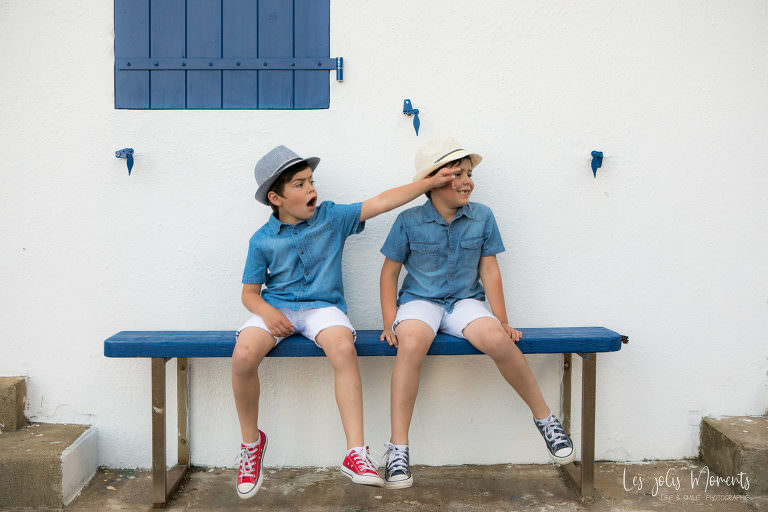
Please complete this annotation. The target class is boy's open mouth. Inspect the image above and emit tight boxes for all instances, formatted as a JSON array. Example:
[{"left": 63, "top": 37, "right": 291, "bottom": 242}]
[{"left": 306, "top": 196, "right": 317, "bottom": 208}]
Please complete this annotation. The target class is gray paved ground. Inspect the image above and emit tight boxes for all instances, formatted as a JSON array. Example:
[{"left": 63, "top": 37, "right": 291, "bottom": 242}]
[{"left": 29, "top": 460, "right": 768, "bottom": 511}]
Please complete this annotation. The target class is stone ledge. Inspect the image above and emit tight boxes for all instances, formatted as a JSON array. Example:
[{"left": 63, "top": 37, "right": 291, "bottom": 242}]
[
  {"left": 0, "top": 377, "right": 26, "bottom": 432},
  {"left": 700, "top": 415, "right": 768, "bottom": 495},
  {"left": 0, "top": 423, "right": 97, "bottom": 508}
]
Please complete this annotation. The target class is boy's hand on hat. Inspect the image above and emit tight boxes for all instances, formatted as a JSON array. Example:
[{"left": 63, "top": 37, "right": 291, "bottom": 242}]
[
  {"left": 380, "top": 327, "right": 399, "bottom": 347},
  {"left": 263, "top": 308, "right": 295, "bottom": 338},
  {"left": 427, "top": 168, "right": 456, "bottom": 189},
  {"left": 501, "top": 322, "right": 522, "bottom": 343}
]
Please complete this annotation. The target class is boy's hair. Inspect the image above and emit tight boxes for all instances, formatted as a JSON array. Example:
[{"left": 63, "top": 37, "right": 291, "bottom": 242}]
[
  {"left": 425, "top": 156, "right": 470, "bottom": 198},
  {"left": 267, "top": 163, "right": 310, "bottom": 216},
  {"left": 425, "top": 168, "right": 439, "bottom": 199}
]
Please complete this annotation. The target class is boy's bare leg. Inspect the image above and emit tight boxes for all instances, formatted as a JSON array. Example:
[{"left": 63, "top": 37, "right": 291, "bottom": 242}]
[
  {"left": 462, "top": 318, "right": 551, "bottom": 420},
  {"left": 390, "top": 320, "right": 434, "bottom": 445},
  {"left": 232, "top": 327, "right": 276, "bottom": 443},
  {"left": 315, "top": 326, "right": 364, "bottom": 449}
]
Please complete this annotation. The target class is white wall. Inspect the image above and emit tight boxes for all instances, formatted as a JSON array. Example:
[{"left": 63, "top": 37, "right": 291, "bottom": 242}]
[{"left": 1, "top": 0, "right": 767, "bottom": 468}]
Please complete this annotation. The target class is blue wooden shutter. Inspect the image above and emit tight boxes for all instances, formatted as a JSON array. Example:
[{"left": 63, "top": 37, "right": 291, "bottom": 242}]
[
  {"left": 150, "top": 0, "right": 185, "bottom": 108},
  {"left": 115, "top": 0, "right": 149, "bottom": 108},
  {"left": 295, "top": 0, "right": 330, "bottom": 108},
  {"left": 223, "top": 0, "right": 258, "bottom": 108},
  {"left": 115, "top": 0, "right": 333, "bottom": 109},
  {"left": 188, "top": 0, "right": 222, "bottom": 108}
]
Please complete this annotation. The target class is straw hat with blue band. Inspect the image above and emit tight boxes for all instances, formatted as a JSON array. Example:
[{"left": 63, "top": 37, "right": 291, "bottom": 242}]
[
  {"left": 253, "top": 145, "right": 320, "bottom": 205},
  {"left": 413, "top": 136, "right": 483, "bottom": 182}
]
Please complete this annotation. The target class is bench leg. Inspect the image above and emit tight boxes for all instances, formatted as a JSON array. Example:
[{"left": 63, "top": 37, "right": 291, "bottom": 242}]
[
  {"left": 151, "top": 358, "right": 190, "bottom": 508},
  {"left": 151, "top": 358, "right": 167, "bottom": 506},
  {"left": 561, "top": 352, "right": 596, "bottom": 498},
  {"left": 177, "top": 358, "right": 190, "bottom": 466},
  {"left": 581, "top": 353, "right": 596, "bottom": 496},
  {"left": 562, "top": 353, "right": 572, "bottom": 433}
]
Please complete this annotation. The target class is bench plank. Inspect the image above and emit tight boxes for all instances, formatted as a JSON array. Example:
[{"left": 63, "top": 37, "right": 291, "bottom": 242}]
[{"left": 104, "top": 327, "right": 624, "bottom": 358}]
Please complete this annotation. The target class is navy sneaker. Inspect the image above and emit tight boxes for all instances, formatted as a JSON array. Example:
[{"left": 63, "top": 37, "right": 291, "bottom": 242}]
[
  {"left": 383, "top": 442, "right": 413, "bottom": 489},
  {"left": 534, "top": 413, "right": 575, "bottom": 465}
]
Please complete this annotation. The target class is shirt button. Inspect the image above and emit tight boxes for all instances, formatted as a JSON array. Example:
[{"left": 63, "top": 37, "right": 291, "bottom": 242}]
[
  {"left": 304, "top": 272, "right": 309, "bottom": 276},
  {"left": 300, "top": 251, "right": 304, "bottom": 255}
]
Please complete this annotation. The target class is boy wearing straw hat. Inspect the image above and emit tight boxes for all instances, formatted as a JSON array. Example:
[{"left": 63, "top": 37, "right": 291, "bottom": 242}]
[
  {"left": 379, "top": 136, "right": 574, "bottom": 489},
  {"left": 233, "top": 145, "right": 455, "bottom": 499}
]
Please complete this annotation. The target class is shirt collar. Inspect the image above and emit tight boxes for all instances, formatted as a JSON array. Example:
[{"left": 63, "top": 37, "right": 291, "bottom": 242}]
[
  {"left": 421, "top": 199, "right": 475, "bottom": 224},
  {"left": 265, "top": 211, "right": 314, "bottom": 234},
  {"left": 266, "top": 214, "right": 283, "bottom": 234}
]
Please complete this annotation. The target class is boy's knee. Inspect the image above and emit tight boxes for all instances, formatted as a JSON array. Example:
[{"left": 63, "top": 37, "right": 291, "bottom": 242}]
[
  {"left": 232, "top": 329, "right": 271, "bottom": 374},
  {"left": 232, "top": 347, "right": 260, "bottom": 376},
  {"left": 396, "top": 335, "right": 430, "bottom": 362},
  {"left": 482, "top": 330, "right": 516, "bottom": 360},
  {"left": 322, "top": 336, "right": 358, "bottom": 366},
  {"left": 335, "top": 339, "right": 358, "bottom": 362}
]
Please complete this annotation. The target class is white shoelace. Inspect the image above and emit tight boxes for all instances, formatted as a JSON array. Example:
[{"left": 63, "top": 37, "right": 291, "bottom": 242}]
[
  {"left": 236, "top": 445, "right": 257, "bottom": 479},
  {"left": 383, "top": 442, "right": 409, "bottom": 473},
  {"left": 350, "top": 446, "right": 379, "bottom": 472},
  {"left": 539, "top": 416, "right": 569, "bottom": 446}
]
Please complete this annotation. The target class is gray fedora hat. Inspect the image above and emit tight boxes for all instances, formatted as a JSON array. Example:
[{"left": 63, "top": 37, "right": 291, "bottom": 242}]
[{"left": 253, "top": 145, "right": 320, "bottom": 205}]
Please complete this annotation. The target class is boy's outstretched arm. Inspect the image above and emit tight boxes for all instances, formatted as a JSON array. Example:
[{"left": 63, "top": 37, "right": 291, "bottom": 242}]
[
  {"left": 478, "top": 256, "right": 523, "bottom": 342},
  {"left": 241, "top": 283, "right": 295, "bottom": 338},
  {"left": 380, "top": 257, "right": 403, "bottom": 347},
  {"left": 360, "top": 168, "right": 455, "bottom": 222}
]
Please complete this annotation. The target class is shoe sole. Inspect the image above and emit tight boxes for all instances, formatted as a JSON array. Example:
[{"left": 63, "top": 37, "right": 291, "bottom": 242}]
[
  {"left": 385, "top": 476, "right": 413, "bottom": 489},
  {"left": 340, "top": 465, "right": 385, "bottom": 487},
  {"left": 548, "top": 449, "right": 575, "bottom": 466},
  {"left": 237, "top": 436, "right": 268, "bottom": 500}
]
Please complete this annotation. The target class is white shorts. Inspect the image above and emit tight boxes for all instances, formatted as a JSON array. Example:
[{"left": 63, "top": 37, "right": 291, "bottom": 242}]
[
  {"left": 393, "top": 298, "right": 498, "bottom": 339},
  {"left": 237, "top": 306, "right": 355, "bottom": 348}
]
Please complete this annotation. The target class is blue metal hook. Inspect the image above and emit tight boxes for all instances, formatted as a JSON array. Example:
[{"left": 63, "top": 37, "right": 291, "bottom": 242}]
[
  {"left": 403, "top": 99, "right": 420, "bottom": 136},
  {"left": 590, "top": 150, "right": 603, "bottom": 178},
  {"left": 115, "top": 148, "right": 134, "bottom": 175}
]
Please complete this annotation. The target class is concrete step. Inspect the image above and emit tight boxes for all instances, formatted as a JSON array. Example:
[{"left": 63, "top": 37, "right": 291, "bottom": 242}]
[
  {"left": 700, "top": 415, "right": 768, "bottom": 495},
  {"left": 69, "top": 463, "right": 763, "bottom": 511},
  {"left": 0, "top": 377, "right": 26, "bottom": 432},
  {"left": 0, "top": 422, "right": 99, "bottom": 508}
]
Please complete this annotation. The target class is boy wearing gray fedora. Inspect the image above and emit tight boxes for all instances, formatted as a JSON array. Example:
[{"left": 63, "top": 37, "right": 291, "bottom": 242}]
[
  {"left": 378, "top": 136, "right": 574, "bottom": 489},
  {"left": 232, "top": 145, "right": 455, "bottom": 499}
]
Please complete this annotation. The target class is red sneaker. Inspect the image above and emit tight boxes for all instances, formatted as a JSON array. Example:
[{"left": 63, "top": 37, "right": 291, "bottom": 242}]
[
  {"left": 340, "top": 446, "right": 384, "bottom": 487},
  {"left": 236, "top": 430, "right": 267, "bottom": 499}
]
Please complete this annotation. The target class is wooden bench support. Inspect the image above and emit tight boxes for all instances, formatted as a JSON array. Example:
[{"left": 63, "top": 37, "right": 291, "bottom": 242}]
[
  {"left": 151, "top": 357, "right": 190, "bottom": 508},
  {"left": 561, "top": 352, "right": 596, "bottom": 498}
]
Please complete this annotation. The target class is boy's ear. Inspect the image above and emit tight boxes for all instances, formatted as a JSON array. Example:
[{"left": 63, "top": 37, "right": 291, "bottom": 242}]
[{"left": 267, "top": 190, "right": 283, "bottom": 207}]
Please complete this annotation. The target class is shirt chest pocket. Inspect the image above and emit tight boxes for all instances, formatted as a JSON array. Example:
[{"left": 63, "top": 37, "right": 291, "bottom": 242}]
[
  {"left": 459, "top": 236, "right": 484, "bottom": 267},
  {"left": 408, "top": 241, "right": 442, "bottom": 272}
]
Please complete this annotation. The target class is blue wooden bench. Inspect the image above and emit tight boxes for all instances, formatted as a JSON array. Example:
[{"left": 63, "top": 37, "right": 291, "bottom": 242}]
[{"left": 104, "top": 327, "right": 627, "bottom": 507}]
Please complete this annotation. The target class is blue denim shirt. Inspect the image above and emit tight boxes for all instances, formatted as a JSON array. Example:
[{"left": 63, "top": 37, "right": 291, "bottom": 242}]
[
  {"left": 242, "top": 201, "right": 365, "bottom": 313},
  {"left": 380, "top": 200, "right": 505, "bottom": 312}
]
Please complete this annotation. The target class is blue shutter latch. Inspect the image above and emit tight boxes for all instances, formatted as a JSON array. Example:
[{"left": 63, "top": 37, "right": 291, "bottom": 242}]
[
  {"left": 115, "top": 148, "right": 134, "bottom": 175},
  {"left": 403, "top": 99, "right": 420, "bottom": 136},
  {"left": 590, "top": 151, "right": 603, "bottom": 177}
]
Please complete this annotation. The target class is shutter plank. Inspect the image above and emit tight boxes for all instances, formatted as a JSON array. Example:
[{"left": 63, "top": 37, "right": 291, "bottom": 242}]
[
  {"left": 222, "top": 0, "right": 258, "bottom": 108},
  {"left": 259, "top": 0, "right": 293, "bottom": 109},
  {"left": 294, "top": 0, "right": 329, "bottom": 109},
  {"left": 151, "top": 0, "right": 186, "bottom": 108},
  {"left": 187, "top": 0, "right": 222, "bottom": 109},
  {"left": 115, "top": 0, "right": 149, "bottom": 108}
]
